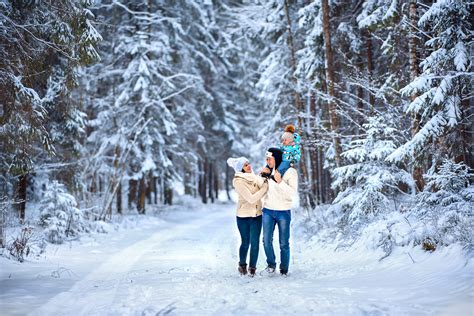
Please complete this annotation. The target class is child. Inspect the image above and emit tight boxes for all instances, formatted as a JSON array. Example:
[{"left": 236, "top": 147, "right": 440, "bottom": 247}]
[
  {"left": 260, "top": 124, "right": 301, "bottom": 180},
  {"left": 278, "top": 124, "right": 301, "bottom": 177}
]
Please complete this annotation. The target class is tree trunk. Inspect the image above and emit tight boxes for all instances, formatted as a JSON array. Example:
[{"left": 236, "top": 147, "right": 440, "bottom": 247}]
[
  {"left": 128, "top": 179, "right": 137, "bottom": 209},
  {"left": 159, "top": 176, "right": 164, "bottom": 204},
  {"left": 164, "top": 187, "right": 172, "bottom": 205},
  {"left": 225, "top": 165, "right": 231, "bottom": 201},
  {"left": 214, "top": 164, "right": 219, "bottom": 200},
  {"left": 113, "top": 145, "right": 122, "bottom": 214},
  {"left": 90, "top": 172, "right": 97, "bottom": 193},
  {"left": 168, "top": 184, "right": 173, "bottom": 205},
  {"left": 99, "top": 176, "right": 103, "bottom": 194},
  {"left": 408, "top": 0, "right": 425, "bottom": 192},
  {"left": 0, "top": 186, "right": 5, "bottom": 247},
  {"left": 146, "top": 172, "right": 153, "bottom": 204},
  {"left": 321, "top": 0, "right": 342, "bottom": 167},
  {"left": 201, "top": 159, "right": 208, "bottom": 204},
  {"left": 163, "top": 173, "right": 173, "bottom": 205},
  {"left": 357, "top": 91, "right": 365, "bottom": 133},
  {"left": 17, "top": 173, "right": 27, "bottom": 223},
  {"left": 283, "top": 0, "right": 315, "bottom": 208},
  {"left": 325, "top": 166, "right": 333, "bottom": 202},
  {"left": 0, "top": 207, "right": 4, "bottom": 248},
  {"left": 309, "top": 91, "right": 319, "bottom": 204},
  {"left": 311, "top": 145, "right": 320, "bottom": 204},
  {"left": 116, "top": 182, "right": 122, "bottom": 214},
  {"left": 366, "top": 31, "right": 375, "bottom": 111},
  {"left": 318, "top": 148, "right": 327, "bottom": 203},
  {"left": 153, "top": 176, "right": 158, "bottom": 204},
  {"left": 208, "top": 161, "right": 214, "bottom": 203},
  {"left": 198, "top": 160, "right": 204, "bottom": 202},
  {"left": 184, "top": 168, "right": 193, "bottom": 195},
  {"left": 455, "top": 88, "right": 471, "bottom": 167},
  {"left": 137, "top": 176, "right": 146, "bottom": 214}
]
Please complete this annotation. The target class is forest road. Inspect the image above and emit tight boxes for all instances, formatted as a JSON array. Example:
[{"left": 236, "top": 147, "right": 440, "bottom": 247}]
[{"left": 30, "top": 203, "right": 472, "bottom": 315}]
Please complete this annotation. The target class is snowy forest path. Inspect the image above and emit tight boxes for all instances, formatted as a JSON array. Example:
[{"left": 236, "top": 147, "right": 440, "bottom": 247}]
[
  {"left": 18, "top": 202, "right": 473, "bottom": 315},
  {"left": 29, "top": 205, "right": 232, "bottom": 315}
]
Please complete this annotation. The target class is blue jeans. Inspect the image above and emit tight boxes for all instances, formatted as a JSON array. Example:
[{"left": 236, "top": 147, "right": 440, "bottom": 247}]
[
  {"left": 262, "top": 208, "right": 291, "bottom": 272},
  {"left": 236, "top": 216, "right": 262, "bottom": 268}
]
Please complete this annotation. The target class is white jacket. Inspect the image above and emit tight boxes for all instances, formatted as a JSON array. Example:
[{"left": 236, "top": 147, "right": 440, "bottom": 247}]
[
  {"left": 262, "top": 168, "right": 298, "bottom": 210},
  {"left": 232, "top": 172, "right": 268, "bottom": 217}
]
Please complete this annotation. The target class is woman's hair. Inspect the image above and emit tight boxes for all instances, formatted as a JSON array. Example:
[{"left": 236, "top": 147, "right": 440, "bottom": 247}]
[{"left": 241, "top": 161, "right": 249, "bottom": 173}]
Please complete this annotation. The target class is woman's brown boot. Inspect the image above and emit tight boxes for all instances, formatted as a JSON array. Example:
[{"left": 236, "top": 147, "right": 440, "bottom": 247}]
[
  {"left": 238, "top": 263, "right": 247, "bottom": 275},
  {"left": 249, "top": 267, "right": 256, "bottom": 277}
]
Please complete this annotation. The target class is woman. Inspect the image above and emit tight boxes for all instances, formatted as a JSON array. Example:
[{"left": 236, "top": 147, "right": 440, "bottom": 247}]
[{"left": 227, "top": 157, "right": 268, "bottom": 277}]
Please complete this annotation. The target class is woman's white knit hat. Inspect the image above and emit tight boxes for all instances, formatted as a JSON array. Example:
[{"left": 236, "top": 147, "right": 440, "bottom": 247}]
[{"left": 227, "top": 157, "right": 249, "bottom": 172}]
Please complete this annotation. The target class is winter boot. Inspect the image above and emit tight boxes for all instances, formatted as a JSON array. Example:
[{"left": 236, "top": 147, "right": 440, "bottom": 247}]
[
  {"left": 249, "top": 267, "right": 257, "bottom": 277},
  {"left": 262, "top": 266, "right": 275, "bottom": 276},
  {"left": 238, "top": 263, "right": 248, "bottom": 275},
  {"left": 280, "top": 268, "right": 288, "bottom": 276}
]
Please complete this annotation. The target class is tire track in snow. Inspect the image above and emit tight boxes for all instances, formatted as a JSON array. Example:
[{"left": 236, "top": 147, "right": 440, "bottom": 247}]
[{"left": 30, "top": 209, "right": 227, "bottom": 316}]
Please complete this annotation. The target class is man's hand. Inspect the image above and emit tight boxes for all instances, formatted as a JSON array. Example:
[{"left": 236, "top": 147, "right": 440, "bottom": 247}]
[
  {"left": 260, "top": 167, "right": 270, "bottom": 175},
  {"left": 274, "top": 170, "right": 282, "bottom": 183}
]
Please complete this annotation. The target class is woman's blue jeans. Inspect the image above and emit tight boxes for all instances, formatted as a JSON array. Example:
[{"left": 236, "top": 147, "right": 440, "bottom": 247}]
[
  {"left": 236, "top": 215, "right": 262, "bottom": 268},
  {"left": 262, "top": 208, "right": 291, "bottom": 271}
]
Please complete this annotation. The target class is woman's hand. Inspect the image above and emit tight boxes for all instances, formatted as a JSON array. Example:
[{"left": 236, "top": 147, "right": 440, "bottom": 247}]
[
  {"left": 274, "top": 170, "right": 282, "bottom": 183},
  {"left": 260, "top": 167, "right": 270, "bottom": 175}
]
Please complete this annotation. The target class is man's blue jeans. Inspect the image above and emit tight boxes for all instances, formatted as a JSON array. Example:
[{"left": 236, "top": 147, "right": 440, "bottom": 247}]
[
  {"left": 262, "top": 208, "right": 291, "bottom": 272},
  {"left": 236, "top": 215, "right": 262, "bottom": 268}
]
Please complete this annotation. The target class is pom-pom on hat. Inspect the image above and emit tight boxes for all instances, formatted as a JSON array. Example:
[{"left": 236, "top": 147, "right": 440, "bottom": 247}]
[
  {"left": 285, "top": 124, "right": 296, "bottom": 133},
  {"left": 227, "top": 157, "right": 249, "bottom": 173}
]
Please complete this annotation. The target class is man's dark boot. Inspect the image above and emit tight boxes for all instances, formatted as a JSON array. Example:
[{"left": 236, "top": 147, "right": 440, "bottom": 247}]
[
  {"left": 238, "top": 263, "right": 248, "bottom": 275},
  {"left": 280, "top": 268, "right": 288, "bottom": 276}
]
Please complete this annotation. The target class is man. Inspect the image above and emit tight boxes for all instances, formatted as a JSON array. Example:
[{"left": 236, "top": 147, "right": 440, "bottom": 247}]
[{"left": 260, "top": 147, "right": 298, "bottom": 276}]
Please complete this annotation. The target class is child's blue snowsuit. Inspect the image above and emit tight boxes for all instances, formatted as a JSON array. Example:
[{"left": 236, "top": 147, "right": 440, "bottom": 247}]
[{"left": 278, "top": 133, "right": 301, "bottom": 176}]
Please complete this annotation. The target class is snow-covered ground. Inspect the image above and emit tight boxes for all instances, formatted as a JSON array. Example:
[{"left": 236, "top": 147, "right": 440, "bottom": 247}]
[{"left": 1, "top": 201, "right": 472, "bottom": 315}]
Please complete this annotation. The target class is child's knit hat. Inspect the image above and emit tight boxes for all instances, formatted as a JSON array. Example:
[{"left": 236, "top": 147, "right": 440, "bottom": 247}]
[{"left": 282, "top": 124, "right": 296, "bottom": 142}]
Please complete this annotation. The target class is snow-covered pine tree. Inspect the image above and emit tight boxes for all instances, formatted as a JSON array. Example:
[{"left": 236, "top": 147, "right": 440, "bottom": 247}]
[
  {"left": 42, "top": 2, "right": 102, "bottom": 191},
  {"left": 0, "top": 0, "right": 101, "bottom": 222},
  {"left": 39, "top": 181, "right": 87, "bottom": 244},
  {"left": 172, "top": 0, "right": 236, "bottom": 204},
  {"left": 112, "top": 1, "right": 179, "bottom": 213},
  {"left": 357, "top": 0, "right": 398, "bottom": 30},
  {"left": 294, "top": 0, "right": 407, "bottom": 204},
  {"left": 355, "top": 0, "right": 406, "bottom": 114},
  {"left": 387, "top": 0, "right": 472, "bottom": 166},
  {"left": 234, "top": 0, "right": 322, "bottom": 206},
  {"left": 331, "top": 113, "right": 414, "bottom": 226},
  {"left": 83, "top": 0, "right": 239, "bottom": 209},
  {"left": 236, "top": 0, "right": 297, "bottom": 144},
  {"left": 412, "top": 159, "right": 473, "bottom": 250},
  {"left": 296, "top": 1, "right": 335, "bottom": 204}
]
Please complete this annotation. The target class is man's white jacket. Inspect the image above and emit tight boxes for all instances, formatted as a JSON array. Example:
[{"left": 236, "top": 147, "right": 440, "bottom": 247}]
[{"left": 262, "top": 168, "right": 298, "bottom": 210}]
